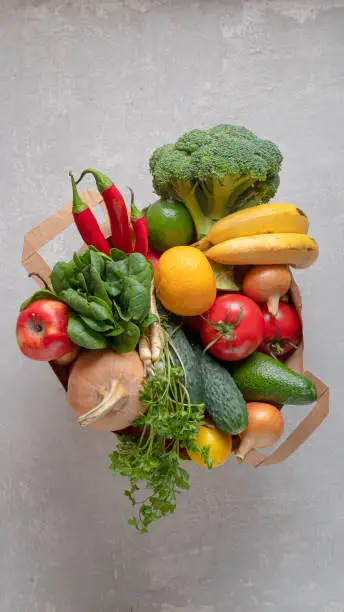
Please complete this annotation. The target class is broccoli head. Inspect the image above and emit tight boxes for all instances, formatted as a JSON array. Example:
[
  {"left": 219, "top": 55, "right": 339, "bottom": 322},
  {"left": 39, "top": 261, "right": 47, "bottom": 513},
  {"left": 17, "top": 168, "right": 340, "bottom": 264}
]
[{"left": 149, "top": 124, "right": 283, "bottom": 239}]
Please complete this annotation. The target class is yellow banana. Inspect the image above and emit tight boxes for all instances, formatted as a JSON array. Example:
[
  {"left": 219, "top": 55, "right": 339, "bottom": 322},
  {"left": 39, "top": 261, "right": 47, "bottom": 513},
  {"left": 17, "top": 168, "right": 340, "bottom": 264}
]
[
  {"left": 206, "top": 233, "right": 319, "bottom": 269},
  {"left": 197, "top": 203, "right": 309, "bottom": 250}
]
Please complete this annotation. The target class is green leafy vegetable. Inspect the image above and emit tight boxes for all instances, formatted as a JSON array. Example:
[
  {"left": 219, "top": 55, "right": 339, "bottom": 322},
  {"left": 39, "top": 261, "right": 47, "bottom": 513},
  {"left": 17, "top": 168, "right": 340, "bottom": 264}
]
[
  {"left": 47, "top": 247, "right": 155, "bottom": 353},
  {"left": 120, "top": 277, "right": 151, "bottom": 323},
  {"left": 80, "top": 316, "right": 116, "bottom": 333},
  {"left": 59, "top": 288, "right": 94, "bottom": 317},
  {"left": 128, "top": 252, "right": 152, "bottom": 290},
  {"left": 73, "top": 252, "right": 86, "bottom": 272},
  {"left": 88, "top": 266, "right": 112, "bottom": 308},
  {"left": 67, "top": 313, "right": 107, "bottom": 349},
  {"left": 50, "top": 261, "right": 76, "bottom": 294},
  {"left": 110, "top": 327, "right": 211, "bottom": 533},
  {"left": 20, "top": 290, "right": 65, "bottom": 311},
  {"left": 107, "top": 321, "right": 140, "bottom": 353},
  {"left": 77, "top": 272, "right": 89, "bottom": 294},
  {"left": 110, "top": 248, "right": 127, "bottom": 262},
  {"left": 89, "top": 247, "right": 107, "bottom": 277},
  {"left": 140, "top": 312, "right": 158, "bottom": 329},
  {"left": 88, "top": 296, "right": 113, "bottom": 321},
  {"left": 103, "top": 280, "right": 122, "bottom": 297}
]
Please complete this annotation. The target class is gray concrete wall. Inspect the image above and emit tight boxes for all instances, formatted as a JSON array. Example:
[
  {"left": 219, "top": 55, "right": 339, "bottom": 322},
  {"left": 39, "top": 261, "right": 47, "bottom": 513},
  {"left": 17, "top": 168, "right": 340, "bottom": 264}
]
[{"left": 0, "top": 1, "right": 343, "bottom": 610}]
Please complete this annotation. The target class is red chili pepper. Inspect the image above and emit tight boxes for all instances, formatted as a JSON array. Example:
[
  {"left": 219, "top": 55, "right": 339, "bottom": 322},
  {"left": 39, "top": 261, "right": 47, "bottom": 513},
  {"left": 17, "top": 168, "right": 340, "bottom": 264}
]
[
  {"left": 128, "top": 188, "right": 148, "bottom": 258},
  {"left": 69, "top": 172, "right": 110, "bottom": 255},
  {"left": 76, "top": 168, "right": 133, "bottom": 253}
]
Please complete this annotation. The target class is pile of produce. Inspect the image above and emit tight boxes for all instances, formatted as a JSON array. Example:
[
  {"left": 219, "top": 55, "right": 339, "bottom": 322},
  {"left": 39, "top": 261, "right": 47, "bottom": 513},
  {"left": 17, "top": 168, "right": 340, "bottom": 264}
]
[{"left": 17, "top": 124, "right": 320, "bottom": 533}]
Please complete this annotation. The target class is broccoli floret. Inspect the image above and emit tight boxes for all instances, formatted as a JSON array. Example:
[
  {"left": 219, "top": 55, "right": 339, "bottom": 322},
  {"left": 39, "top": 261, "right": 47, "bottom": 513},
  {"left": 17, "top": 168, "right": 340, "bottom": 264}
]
[{"left": 149, "top": 124, "right": 283, "bottom": 239}]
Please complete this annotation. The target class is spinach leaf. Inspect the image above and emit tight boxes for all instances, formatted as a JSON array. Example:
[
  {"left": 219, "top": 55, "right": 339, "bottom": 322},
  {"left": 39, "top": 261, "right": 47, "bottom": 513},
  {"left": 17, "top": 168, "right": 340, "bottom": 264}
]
[
  {"left": 47, "top": 247, "right": 153, "bottom": 355},
  {"left": 89, "top": 265, "right": 112, "bottom": 308},
  {"left": 20, "top": 290, "right": 65, "bottom": 311},
  {"left": 77, "top": 272, "right": 88, "bottom": 293},
  {"left": 69, "top": 277, "right": 81, "bottom": 290},
  {"left": 50, "top": 261, "right": 76, "bottom": 294},
  {"left": 105, "top": 322, "right": 125, "bottom": 337},
  {"left": 73, "top": 252, "right": 85, "bottom": 271},
  {"left": 103, "top": 280, "right": 122, "bottom": 297},
  {"left": 104, "top": 261, "right": 122, "bottom": 282},
  {"left": 90, "top": 248, "right": 105, "bottom": 277},
  {"left": 88, "top": 296, "right": 114, "bottom": 321},
  {"left": 60, "top": 289, "right": 112, "bottom": 323},
  {"left": 80, "top": 265, "right": 93, "bottom": 293},
  {"left": 78, "top": 248, "right": 92, "bottom": 267},
  {"left": 140, "top": 312, "right": 158, "bottom": 329},
  {"left": 120, "top": 276, "right": 150, "bottom": 323},
  {"left": 110, "top": 248, "right": 127, "bottom": 262},
  {"left": 59, "top": 288, "right": 92, "bottom": 317},
  {"left": 80, "top": 316, "right": 115, "bottom": 333},
  {"left": 68, "top": 313, "right": 107, "bottom": 349},
  {"left": 89, "top": 245, "right": 111, "bottom": 262},
  {"left": 128, "top": 253, "right": 153, "bottom": 289},
  {"left": 108, "top": 321, "right": 140, "bottom": 353},
  {"left": 112, "top": 299, "right": 130, "bottom": 322},
  {"left": 105, "top": 258, "right": 129, "bottom": 280}
]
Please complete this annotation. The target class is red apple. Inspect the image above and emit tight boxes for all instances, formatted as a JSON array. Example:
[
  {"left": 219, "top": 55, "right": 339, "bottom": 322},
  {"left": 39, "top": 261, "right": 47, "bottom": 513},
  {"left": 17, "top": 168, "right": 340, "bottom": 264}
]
[{"left": 16, "top": 299, "right": 77, "bottom": 361}]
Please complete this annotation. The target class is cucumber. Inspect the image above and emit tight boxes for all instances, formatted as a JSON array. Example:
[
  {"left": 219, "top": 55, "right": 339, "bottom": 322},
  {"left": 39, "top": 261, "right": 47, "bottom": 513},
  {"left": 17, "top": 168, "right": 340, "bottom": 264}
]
[
  {"left": 158, "top": 301, "right": 203, "bottom": 406},
  {"left": 158, "top": 301, "right": 248, "bottom": 433},
  {"left": 168, "top": 326, "right": 204, "bottom": 406},
  {"left": 192, "top": 344, "right": 248, "bottom": 435},
  {"left": 229, "top": 352, "right": 317, "bottom": 405}
]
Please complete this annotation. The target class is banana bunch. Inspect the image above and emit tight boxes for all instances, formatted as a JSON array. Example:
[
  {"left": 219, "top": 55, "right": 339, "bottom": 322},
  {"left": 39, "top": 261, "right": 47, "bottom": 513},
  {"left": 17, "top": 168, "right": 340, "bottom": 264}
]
[{"left": 199, "top": 203, "right": 319, "bottom": 269}]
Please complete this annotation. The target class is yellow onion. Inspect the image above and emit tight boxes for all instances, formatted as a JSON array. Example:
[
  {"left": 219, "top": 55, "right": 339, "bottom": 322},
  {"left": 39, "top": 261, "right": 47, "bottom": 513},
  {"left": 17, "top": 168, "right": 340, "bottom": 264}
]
[{"left": 236, "top": 402, "right": 284, "bottom": 461}]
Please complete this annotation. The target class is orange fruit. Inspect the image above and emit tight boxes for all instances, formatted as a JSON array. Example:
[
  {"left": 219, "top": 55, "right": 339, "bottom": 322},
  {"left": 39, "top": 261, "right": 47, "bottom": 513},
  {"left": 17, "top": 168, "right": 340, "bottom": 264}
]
[
  {"left": 187, "top": 418, "right": 232, "bottom": 468},
  {"left": 154, "top": 246, "right": 216, "bottom": 316}
]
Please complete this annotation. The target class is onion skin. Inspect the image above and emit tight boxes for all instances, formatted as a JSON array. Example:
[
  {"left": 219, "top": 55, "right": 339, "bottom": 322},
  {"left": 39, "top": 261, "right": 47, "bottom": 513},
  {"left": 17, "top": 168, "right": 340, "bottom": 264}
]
[
  {"left": 67, "top": 349, "right": 145, "bottom": 431},
  {"left": 242, "top": 265, "right": 291, "bottom": 316},
  {"left": 236, "top": 402, "right": 284, "bottom": 460}
]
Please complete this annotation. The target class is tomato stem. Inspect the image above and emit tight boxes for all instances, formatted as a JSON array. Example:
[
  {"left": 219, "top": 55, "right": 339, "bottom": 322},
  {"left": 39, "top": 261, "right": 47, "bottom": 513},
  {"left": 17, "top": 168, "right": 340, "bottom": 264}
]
[{"left": 202, "top": 306, "right": 244, "bottom": 354}]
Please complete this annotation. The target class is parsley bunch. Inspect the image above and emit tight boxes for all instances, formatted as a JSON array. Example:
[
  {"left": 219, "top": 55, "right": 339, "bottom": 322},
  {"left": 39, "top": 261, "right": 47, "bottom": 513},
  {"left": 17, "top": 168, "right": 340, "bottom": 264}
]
[{"left": 109, "top": 328, "right": 211, "bottom": 533}]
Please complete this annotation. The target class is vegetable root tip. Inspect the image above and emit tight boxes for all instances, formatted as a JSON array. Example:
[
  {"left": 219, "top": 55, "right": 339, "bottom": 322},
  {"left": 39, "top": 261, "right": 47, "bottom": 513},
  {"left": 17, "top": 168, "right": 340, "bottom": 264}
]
[{"left": 267, "top": 295, "right": 280, "bottom": 317}]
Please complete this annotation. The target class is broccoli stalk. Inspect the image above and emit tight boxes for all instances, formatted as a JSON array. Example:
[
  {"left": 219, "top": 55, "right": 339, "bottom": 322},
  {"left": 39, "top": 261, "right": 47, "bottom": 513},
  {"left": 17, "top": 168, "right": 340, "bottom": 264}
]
[
  {"left": 149, "top": 125, "right": 283, "bottom": 240},
  {"left": 172, "top": 180, "right": 212, "bottom": 238}
]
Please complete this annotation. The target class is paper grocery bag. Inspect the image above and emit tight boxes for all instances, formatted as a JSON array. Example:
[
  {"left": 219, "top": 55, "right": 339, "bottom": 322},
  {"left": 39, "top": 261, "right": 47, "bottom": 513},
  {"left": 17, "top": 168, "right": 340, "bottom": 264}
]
[{"left": 21, "top": 190, "right": 329, "bottom": 468}]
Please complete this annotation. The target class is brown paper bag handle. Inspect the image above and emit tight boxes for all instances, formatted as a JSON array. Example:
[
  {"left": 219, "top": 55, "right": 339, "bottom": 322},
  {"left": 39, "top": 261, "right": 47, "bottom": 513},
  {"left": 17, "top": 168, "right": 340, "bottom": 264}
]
[
  {"left": 244, "top": 371, "right": 329, "bottom": 467},
  {"left": 21, "top": 189, "right": 108, "bottom": 285}
]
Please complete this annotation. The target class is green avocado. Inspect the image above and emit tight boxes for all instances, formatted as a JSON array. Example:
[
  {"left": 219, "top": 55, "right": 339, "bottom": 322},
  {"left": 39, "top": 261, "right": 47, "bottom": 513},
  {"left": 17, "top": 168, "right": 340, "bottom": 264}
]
[{"left": 229, "top": 352, "right": 317, "bottom": 405}]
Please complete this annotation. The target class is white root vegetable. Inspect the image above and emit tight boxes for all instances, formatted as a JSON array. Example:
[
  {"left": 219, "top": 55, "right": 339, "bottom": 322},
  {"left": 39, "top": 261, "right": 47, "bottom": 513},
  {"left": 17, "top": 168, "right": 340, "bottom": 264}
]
[
  {"left": 138, "top": 281, "right": 164, "bottom": 375},
  {"left": 139, "top": 331, "right": 152, "bottom": 377},
  {"left": 150, "top": 282, "right": 163, "bottom": 362}
]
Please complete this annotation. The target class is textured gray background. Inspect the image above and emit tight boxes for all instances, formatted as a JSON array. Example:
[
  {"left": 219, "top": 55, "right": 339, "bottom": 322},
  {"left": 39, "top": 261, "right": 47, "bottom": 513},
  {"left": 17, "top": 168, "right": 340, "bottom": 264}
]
[{"left": 0, "top": 1, "right": 342, "bottom": 611}]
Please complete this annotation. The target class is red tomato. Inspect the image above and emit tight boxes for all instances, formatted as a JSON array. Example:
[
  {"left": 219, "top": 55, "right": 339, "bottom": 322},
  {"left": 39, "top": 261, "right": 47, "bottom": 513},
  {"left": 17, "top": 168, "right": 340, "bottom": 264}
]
[
  {"left": 260, "top": 302, "right": 302, "bottom": 358},
  {"left": 200, "top": 294, "right": 264, "bottom": 362}
]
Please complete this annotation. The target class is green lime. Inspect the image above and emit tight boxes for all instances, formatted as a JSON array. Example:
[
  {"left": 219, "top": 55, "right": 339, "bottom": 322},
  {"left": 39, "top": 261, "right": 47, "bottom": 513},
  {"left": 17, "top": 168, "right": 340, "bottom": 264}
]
[{"left": 146, "top": 199, "right": 195, "bottom": 252}]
